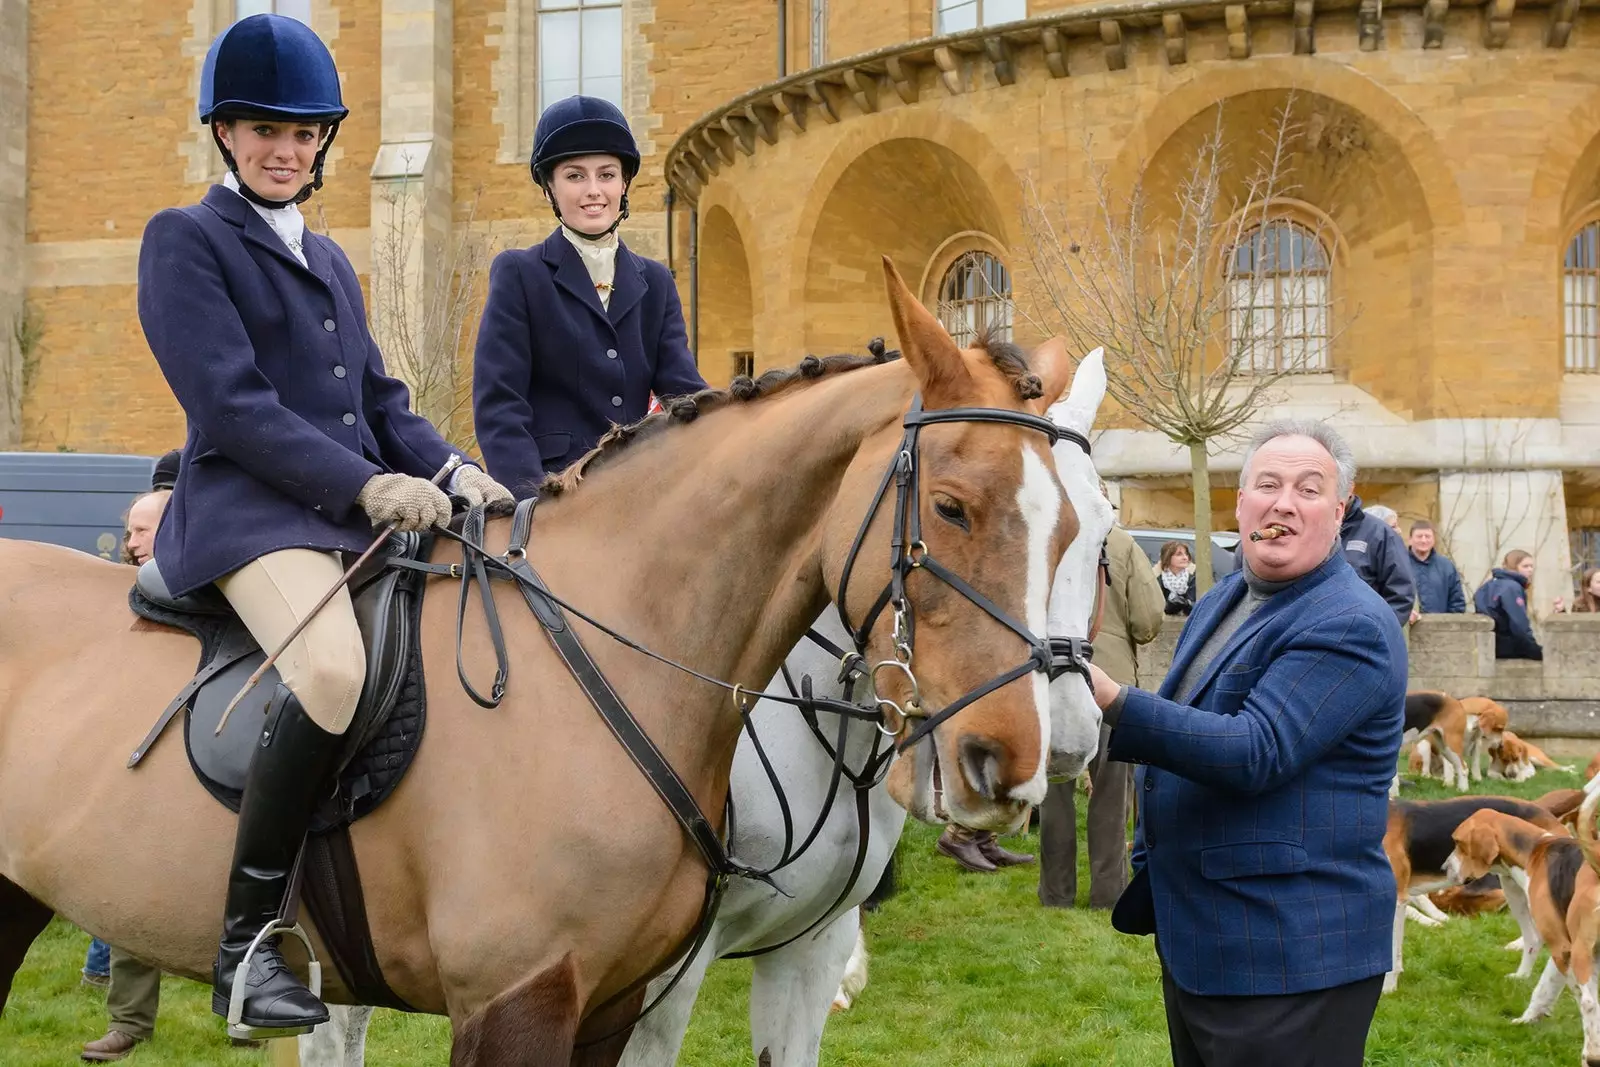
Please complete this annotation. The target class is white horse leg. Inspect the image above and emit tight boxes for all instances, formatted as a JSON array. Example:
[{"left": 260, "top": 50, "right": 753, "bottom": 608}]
[
  {"left": 831, "top": 922, "right": 868, "bottom": 1011},
  {"left": 615, "top": 939, "right": 717, "bottom": 1067},
  {"left": 299, "top": 1004, "right": 373, "bottom": 1067},
  {"left": 749, "top": 909, "right": 861, "bottom": 1067}
]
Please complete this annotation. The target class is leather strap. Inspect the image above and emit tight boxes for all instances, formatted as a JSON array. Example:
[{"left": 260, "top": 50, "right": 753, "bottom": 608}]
[
  {"left": 455, "top": 505, "right": 509, "bottom": 708},
  {"left": 301, "top": 827, "right": 414, "bottom": 1013},
  {"left": 128, "top": 625, "right": 258, "bottom": 768}
]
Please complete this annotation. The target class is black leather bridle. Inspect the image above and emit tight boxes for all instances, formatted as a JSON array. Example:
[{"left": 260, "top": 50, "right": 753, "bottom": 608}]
[{"left": 834, "top": 396, "right": 1098, "bottom": 755}]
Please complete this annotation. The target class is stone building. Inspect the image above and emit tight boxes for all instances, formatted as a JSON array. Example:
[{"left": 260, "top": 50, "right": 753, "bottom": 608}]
[{"left": 3, "top": 0, "right": 1599, "bottom": 614}]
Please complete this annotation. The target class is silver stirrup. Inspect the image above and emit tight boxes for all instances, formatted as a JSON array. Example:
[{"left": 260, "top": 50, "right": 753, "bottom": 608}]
[{"left": 225, "top": 920, "right": 323, "bottom": 1042}]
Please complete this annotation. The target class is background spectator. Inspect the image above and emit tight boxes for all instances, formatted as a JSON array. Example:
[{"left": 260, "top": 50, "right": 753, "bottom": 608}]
[
  {"left": 1155, "top": 541, "right": 1197, "bottom": 616},
  {"left": 1474, "top": 549, "right": 1544, "bottom": 660},
  {"left": 1561, "top": 567, "right": 1600, "bottom": 614},
  {"left": 1365, "top": 503, "right": 1400, "bottom": 531},
  {"left": 1341, "top": 495, "right": 1417, "bottom": 630},
  {"left": 1407, "top": 520, "right": 1465, "bottom": 619}
]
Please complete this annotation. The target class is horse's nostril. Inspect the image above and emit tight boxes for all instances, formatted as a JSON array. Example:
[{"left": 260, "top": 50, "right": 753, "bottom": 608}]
[{"left": 958, "top": 736, "right": 1003, "bottom": 801}]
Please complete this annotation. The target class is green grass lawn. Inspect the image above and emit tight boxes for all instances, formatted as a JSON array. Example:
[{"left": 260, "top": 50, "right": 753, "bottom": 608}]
[{"left": 2, "top": 763, "right": 1593, "bottom": 1065}]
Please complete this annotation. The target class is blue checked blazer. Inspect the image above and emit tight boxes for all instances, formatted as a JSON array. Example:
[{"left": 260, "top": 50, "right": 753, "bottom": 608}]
[{"left": 1107, "top": 550, "right": 1406, "bottom": 996}]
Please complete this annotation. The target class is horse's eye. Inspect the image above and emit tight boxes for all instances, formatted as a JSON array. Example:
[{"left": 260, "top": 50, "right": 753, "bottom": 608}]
[{"left": 934, "top": 497, "right": 968, "bottom": 529}]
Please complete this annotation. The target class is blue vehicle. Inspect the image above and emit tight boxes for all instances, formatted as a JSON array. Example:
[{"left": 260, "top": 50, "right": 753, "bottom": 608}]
[{"left": 0, "top": 452, "right": 157, "bottom": 560}]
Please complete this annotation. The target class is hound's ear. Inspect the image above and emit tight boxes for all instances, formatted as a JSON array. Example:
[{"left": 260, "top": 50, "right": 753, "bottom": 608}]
[{"left": 882, "top": 256, "right": 972, "bottom": 404}]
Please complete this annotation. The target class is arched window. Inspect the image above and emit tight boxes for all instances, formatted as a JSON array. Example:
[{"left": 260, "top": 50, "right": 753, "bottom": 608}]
[
  {"left": 235, "top": 0, "right": 312, "bottom": 22},
  {"left": 1566, "top": 221, "right": 1600, "bottom": 373},
  {"left": 1226, "top": 220, "right": 1331, "bottom": 374},
  {"left": 937, "top": 250, "right": 1013, "bottom": 347}
]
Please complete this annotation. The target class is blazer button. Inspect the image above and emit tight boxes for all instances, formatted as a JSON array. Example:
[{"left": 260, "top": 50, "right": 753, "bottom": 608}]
[
  {"left": 342, "top": 413, "right": 356, "bottom": 426},
  {"left": 1145, "top": 777, "right": 1154, "bottom": 792},
  {"left": 611, "top": 396, "right": 622, "bottom": 407},
  {"left": 323, "top": 318, "right": 337, "bottom": 332},
  {"left": 606, "top": 348, "right": 618, "bottom": 359},
  {"left": 332, "top": 365, "right": 346, "bottom": 379}
]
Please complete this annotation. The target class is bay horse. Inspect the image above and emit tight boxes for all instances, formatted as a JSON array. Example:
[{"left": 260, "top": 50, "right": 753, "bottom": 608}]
[
  {"left": 301, "top": 348, "right": 1113, "bottom": 1067},
  {"left": 0, "top": 260, "right": 1089, "bottom": 1064}
]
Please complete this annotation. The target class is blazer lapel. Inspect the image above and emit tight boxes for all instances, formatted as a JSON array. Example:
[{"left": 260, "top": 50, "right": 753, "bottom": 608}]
[
  {"left": 1158, "top": 578, "right": 1246, "bottom": 699},
  {"left": 541, "top": 230, "right": 612, "bottom": 329},
  {"left": 301, "top": 231, "right": 336, "bottom": 289},
  {"left": 205, "top": 185, "right": 328, "bottom": 286},
  {"left": 607, "top": 245, "right": 647, "bottom": 327}
]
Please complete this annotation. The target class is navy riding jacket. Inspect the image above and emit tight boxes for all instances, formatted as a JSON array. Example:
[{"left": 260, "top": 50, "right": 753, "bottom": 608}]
[
  {"left": 137, "top": 185, "right": 466, "bottom": 597},
  {"left": 471, "top": 228, "right": 707, "bottom": 498},
  {"left": 1340, "top": 497, "right": 1416, "bottom": 628},
  {"left": 1108, "top": 552, "right": 1407, "bottom": 996},
  {"left": 1474, "top": 568, "right": 1544, "bottom": 660},
  {"left": 1411, "top": 549, "right": 1467, "bottom": 614}
]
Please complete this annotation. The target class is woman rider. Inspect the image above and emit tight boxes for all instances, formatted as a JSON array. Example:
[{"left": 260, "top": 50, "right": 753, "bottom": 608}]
[
  {"left": 472, "top": 95, "right": 708, "bottom": 497},
  {"left": 136, "top": 14, "right": 512, "bottom": 1039}
]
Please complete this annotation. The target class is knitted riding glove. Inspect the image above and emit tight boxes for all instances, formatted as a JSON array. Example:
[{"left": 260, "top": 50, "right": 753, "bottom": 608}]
[
  {"left": 453, "top": 465, "right": 515, "bottom": 508},
  {"left": 355, "top": 473, "right": 453, "bottom": 531}
]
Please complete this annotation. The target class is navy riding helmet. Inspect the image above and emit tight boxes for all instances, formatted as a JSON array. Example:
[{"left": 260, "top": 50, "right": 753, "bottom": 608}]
[
  {"left": 198, "top": 14, "right": 349, "bottom": 208},
  {"left": 531, "top": 96, "right": 640, "bottom": 238}
]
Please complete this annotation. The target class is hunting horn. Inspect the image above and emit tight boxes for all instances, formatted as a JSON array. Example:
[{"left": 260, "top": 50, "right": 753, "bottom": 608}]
[{"left": 213, "top": 455, "right": 464, "bottom": 737}]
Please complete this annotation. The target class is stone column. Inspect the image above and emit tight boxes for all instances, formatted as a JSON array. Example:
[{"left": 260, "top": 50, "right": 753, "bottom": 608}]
[
  {"left": 370, "top": 0, "right": 456, "bottom": 433},
  {"left": 0, "top": 0, "right": 29, "bottom": 446},
  {"left": 1438, "top": 468, "right": 1571, "bottom": 619}
]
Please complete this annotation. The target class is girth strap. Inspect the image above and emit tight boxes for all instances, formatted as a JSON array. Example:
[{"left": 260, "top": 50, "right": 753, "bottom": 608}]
[{"left": 127, "top": 625, "right": 259, "bottom": 768}]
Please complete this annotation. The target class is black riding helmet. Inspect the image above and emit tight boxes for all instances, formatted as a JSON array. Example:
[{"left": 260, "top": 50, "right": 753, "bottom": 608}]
[{"left": 530, "top": 96, "right": 640, "bottom": 240}]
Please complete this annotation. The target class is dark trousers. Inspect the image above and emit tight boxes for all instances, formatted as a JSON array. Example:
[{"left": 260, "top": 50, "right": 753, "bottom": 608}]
[
  {"left": 1039, "top": 724, "right": 1130, "bottom": 909},
  {"left": 106, "top": 947, "right": 161, "bottom": 1039},
  {"left": 1162, "top": 969, "right": 1383, "bottom": 1067}
]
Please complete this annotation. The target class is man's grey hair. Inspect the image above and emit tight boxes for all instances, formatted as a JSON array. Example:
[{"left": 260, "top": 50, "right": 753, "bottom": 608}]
[
  {"left": 1365, "top": 504, "right": 1397, "bottom": 524},
  {"left": 1239, "top": 418, "right": 1357, "bottom": 500}
]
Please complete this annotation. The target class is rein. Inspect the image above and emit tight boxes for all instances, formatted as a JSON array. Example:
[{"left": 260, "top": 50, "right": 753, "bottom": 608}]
[{"left": 415, "top": 395, "right": 1097, "bottom": 1042}]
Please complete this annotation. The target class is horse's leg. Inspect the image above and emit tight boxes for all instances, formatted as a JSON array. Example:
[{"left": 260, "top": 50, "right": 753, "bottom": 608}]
[
  {"left": 569, "top": 990, "right": 647, "bottom": 1067},
  {"left": 450, "top": 955, "right": 581, "bottom": 1067},
  {"left": 749, "top": 909, "right": 860, "bottom": 1067},
  {"left": 0, "top": 875, "right": 53, "bottom": 1013},
  {"left": 299, "top": 1004, "right": 374, "bottom": 1067},
  {"left": 613, "top": 939, "right": 716, "bottom": 1067}
]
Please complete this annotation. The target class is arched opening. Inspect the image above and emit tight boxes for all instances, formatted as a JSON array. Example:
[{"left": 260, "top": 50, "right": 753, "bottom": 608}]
[
  {"left": 936, "top": 249, "right": 1013, "bottom": 346},
  {"left": 1566, "top": 218, "right": 1600, "bottom": 373},
  {"left": 803, "top": 138, "right": 1007, "bottom": 355},
  {"left": 1226, "top": 218, "right": 1332, "bottom": 374},
  {"left": 697, "top": 206, "right": 755, "bottom": 388}
]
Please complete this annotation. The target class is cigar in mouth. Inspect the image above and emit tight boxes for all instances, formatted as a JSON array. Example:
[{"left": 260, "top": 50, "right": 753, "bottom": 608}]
[{"left": 1249, "top": 523, "right": 1292, "bottom": 542}]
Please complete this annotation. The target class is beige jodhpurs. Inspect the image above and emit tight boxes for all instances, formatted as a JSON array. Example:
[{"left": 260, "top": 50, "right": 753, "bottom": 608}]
[{"left": 215, "top": 548, "right": 365, "bottom": 734}]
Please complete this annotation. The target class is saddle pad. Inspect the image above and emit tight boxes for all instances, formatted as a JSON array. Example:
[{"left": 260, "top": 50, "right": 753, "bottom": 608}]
[{"left": 128, "top": 585, "right": 428, "bottom": 833}]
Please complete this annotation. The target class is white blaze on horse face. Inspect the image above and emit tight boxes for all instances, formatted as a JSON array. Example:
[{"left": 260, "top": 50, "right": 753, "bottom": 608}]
[{"left": 1009, "top": 444, "right": 1062, "bottom": 807}]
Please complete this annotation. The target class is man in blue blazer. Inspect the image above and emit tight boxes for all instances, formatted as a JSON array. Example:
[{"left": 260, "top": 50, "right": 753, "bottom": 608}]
[{"left": 1087, "top": 419, "right": 1407, "bottom": 1067}]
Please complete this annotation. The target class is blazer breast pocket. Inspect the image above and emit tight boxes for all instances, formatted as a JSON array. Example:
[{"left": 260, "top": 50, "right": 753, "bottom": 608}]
[{"left": 1212, "top": 662, "right": 1264, "bottom": 695}]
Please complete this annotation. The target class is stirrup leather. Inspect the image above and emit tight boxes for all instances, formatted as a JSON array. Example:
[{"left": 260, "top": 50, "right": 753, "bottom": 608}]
[{"left": 224, "top": 920, "right": 324, "bottom": 1041}]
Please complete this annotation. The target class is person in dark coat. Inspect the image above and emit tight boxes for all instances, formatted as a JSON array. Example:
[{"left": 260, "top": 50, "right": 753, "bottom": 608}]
[
  {"left": 472, "top": 95, "right": 708, "bottom": 498},
  {"left": 1406, "top": 519, "right": 1466, "bottom": 616},
  {"left": 1340, "top": 495, "right": 1416, "bottom": 630},
  {"left": 136, "top": 14, "right": 511, "bottom": 1040},
  {"left": 1474, "top": 549, "right": 1544, "bottom": 660}
]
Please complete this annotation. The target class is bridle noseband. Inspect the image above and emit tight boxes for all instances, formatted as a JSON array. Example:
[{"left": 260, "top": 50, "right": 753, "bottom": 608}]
[{"left": 835, "top": 396, "right": 1100, "bottom": 754}]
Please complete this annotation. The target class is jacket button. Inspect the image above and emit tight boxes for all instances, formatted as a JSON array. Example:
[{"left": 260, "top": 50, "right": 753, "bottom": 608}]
[
  {"left": 323, "top": 318, "right": 336, "bottom": 332},
  {"left": 1145, "top": 777, "right": 1154, "bottom": 791},
  {"left": 606, "top": 348, "right": 618, "bottom": 359},
  {"left": 332, "top": 365, "right": 346, "bottom": 379},
  {"left": 611, "top": 396, "right": 622, "bottom": 407},
  {"left": 341, "top": 413, "right": 356, "bottom": 426}
]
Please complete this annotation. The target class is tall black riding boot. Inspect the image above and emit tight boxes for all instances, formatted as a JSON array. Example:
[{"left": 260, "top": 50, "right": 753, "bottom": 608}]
[{"left": 211, "top": 683, "right": 343, "bottom": 1038}]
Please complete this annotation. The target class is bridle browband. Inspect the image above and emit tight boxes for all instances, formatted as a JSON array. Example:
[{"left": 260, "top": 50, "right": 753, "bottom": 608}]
[{"left": 836, "top": 397, "right": 1098, "bottom": 755}]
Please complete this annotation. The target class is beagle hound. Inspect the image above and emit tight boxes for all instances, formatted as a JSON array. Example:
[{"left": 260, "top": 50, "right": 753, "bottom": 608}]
[
  {"left": 1401, "top": 691, "right": 1471, "bottom": 794},
  {"left": 1428, "top": 874, "right": 1506, "bottom": 918},
  {"left": 1461, "top": 696, "right": 1509, "bottom": 782},
  {"left": 1491, "top": 730, "right": 1571, "bottom": 782},
  {"left": 1383, "top": 795, "right": 1568, "bottom": 992},
  {"left": 1461, "top": 793, "right": 1600, "bottom": 1065}
]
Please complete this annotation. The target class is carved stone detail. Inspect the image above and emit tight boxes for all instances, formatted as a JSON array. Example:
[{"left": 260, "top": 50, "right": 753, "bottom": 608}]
[
  {"left": 1100, "top": 20, "right": 1127, "bottom": 71},
  {"left": 843, "top": 69, "right": 880, "bottom": 113},
  {"left": 744, "top": 103, "right": 780, "bottom": 145},
  {"left": 1484, "top": 0, "right": 1514, "bottom": 46},
  {"left": 1293, "top": 0, "right": 1315, "bottom": 53},
  {"left": 984, "top": 37, "right": 1016, "bottom": 85},
  {"left": 772, "top": 90, "right": 808, "bottom": 134},
  {"left": 1358, "top": 0, "right": 1383, "bottom": 50},
  {"left": 701, "top": 128, "right": 736, "bottom": 166},
  {"left": 1225, "top": 5, "right": 1250, "bottom": 58},
  {"left": 933, "top": 46, "right": 965, "bottom": 94},
  {"left": 805, "top": 81, "right": 840, "bottom": 123},
  {"left": 1041, "top": 27, "right": 1070, "bottom": 77},
  {"left": 886, "top": 56, "right": 921, "bottom": 103},
  {"left": 720, "top": 114, "right": 756, "bottom": 156},
  {"left": 1547, "top": 0, "right": 1578, "bottom": 46},
  {"left": 1163, "top": 13, "right": 1187, "bottom": 64},
  {"left": 1423, "top": 0, "right": 1448, "bottom": 47}
]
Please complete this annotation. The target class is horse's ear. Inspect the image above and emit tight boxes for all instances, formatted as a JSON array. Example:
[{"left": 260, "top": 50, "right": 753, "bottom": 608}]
[
  {"left": 1047, "top": 346, "right": 1107, "bottom": 435},
  {"left": 881, "top": 256, "right": 972, "bottom": 402},
  {"left": 1026, "top": 335, "right": 1075, "bottom": 414}
]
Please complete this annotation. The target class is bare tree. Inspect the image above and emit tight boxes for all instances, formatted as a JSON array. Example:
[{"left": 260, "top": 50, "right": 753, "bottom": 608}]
[
  {"left": 1022, "top": 100, "right": 1340, "bottom": 592},
  {"left": 4, "top": 300, "right": 43, "bottom": 447}
]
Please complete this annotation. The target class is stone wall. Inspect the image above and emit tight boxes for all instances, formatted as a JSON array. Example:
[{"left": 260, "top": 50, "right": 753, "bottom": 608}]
[{"left": 1135, "top": 612, "right": 1600, "bottom": 738}]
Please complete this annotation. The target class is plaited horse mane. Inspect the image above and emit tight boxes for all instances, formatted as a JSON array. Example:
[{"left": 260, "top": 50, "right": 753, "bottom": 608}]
[
  {"left": 0, "top": 260, "right": 1084, "bottom": 1065},
  {"left": 546, "top": 330, "right": 1042, "bottom": 496}
]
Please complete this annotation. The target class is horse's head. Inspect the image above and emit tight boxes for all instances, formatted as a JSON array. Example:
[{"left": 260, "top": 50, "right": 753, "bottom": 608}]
[
  {"left": 825, "top": 258, "right": 1082, "bottom": 832},
  {"left": 1044, "top": 348, "right": 1113, "bottom": 778}
]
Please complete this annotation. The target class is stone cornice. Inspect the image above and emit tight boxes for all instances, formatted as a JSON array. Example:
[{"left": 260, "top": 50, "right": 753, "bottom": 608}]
[{"left": 663, "top": 0, "right": 1584, "bottom": 203}]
